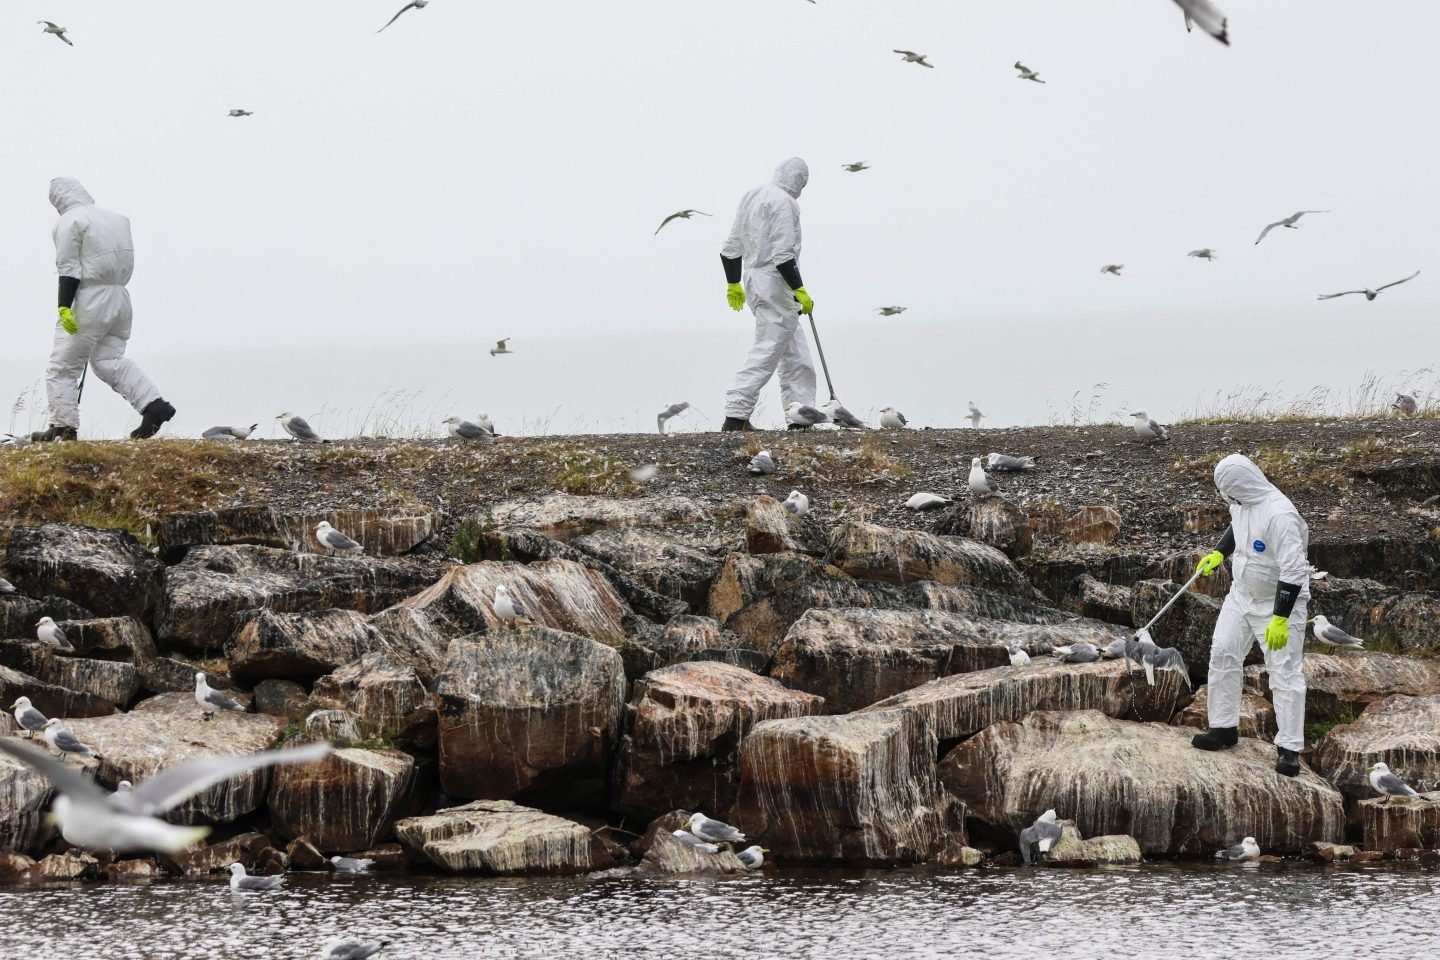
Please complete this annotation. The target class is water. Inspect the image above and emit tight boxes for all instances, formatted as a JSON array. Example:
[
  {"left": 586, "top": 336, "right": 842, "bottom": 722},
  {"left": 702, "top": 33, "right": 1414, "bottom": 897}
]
[{"left": 2, "top": 864, "right": 1436, "bottom": 959}]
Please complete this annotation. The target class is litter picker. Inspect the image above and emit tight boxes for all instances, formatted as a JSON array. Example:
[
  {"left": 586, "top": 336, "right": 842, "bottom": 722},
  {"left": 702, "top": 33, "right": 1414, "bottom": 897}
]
[{"left": 806, "top": 311, "right": 837, "bottom": 402}]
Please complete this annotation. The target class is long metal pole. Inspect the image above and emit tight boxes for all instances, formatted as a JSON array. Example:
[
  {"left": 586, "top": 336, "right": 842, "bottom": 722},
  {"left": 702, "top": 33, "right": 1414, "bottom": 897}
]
[
  {"left": 1140, "top": 567, "right": 1205, "bottom": 634},
  {"left": 807, "top": 312, "right": 836, "bottom": 401}
]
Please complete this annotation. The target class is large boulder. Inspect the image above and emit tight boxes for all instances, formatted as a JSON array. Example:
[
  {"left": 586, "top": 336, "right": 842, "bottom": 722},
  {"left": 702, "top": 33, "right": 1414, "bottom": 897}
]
[
  {"left": 932, "top": 497, "right": 1033, "bottom": 559},
  {"left": 157, "top": 505, "right": 443, "bottom": 561},
  {"left": 1061, "top": 575, "right": 1135, "bottom": 628},
  {"left": 485, "top": 493, "right": 707, "bottom": 541},
  {"left": 155, "top": 545, "right": 435, "bottom": 651},
  {"left": 1173, "top": 685, "right": 1277, "bottom": 741},
  {"left": 268, "top": 747, "right": 417, "bottom": 852},
  {"left": 707, "top": 552, "right": 851, "bottom": 626},
  {"left": 940, "top": 710, "right": 1345, "bottom": 855},
  {"left": 614, "top": 615, "right": 770, "bottom": 680},
  {"left": 1375, "top": 593, "right": 1440, "bottom": 654},
  {"left": 613, "top": 661, "right": 824, "bottom": 820},
  {"left": 64, "top": 692, "right": 283, "bottom": 824},
  {"left": 863, "top": 659, "right": 1189, "bottom": 748},
  {"left": 1316, "top": 695, "right": 1440, "bottom": 804},
  {"left": 1245, "top": 652, "right": 1440, "bottom": 719},
  {"left": 724, "top": 579, "right": 905, "bottom": 656},
  {"left": 0, "top": 664, "right": 116, "bottom": 718},
  {"left": 161, "top": 832, "right": 272, "bottom": 875},
  {"left": 0, "top": 752, "right": 54, "bottom": 855},
  {"left": 394, "top": 800, "right": 609, "bottom": 874},
  {"left": 731, "top": 709, "right": 958, "bottom": 865},
  {"left": 628, "top": 810, "right": 749, "bottom": 876},
  {"left": 390, "top": 559, "right": 630, "bottom": 646},
  {"left": 900, "top": 581, "right": 1075, "bottom": 624},
  {"left": 570, "top": 528, "right": 723, "bottom": 611},
  {"left": 1359, "top": 795, "right": 1440, "bottom": 852},
  {"left": 435, "top": 629, "right": 625, "bottom": 806},
  {"left": 0, "top": 595, "right": 94, "bottom": 640},
  {"left": 227, "top": 608, "right": 388, "bottom": 684},
  {"left": 743, "top": 496, "right": 829, "bottom": 557},
  {"left": 310, "top": 654, "right": 436, "bottom": 745},
  {"left": 0, "top": 643, "right": 137, "bottom": 709},
  {"left": 1059, "top": 506, "right": 1123, "bottom": 545},
  {"left": 5, "top": 524, "right": 163, "bottom": 619},
  {"left": 771, "top": 609, "right": 1131, "bottom": 715},
  {"left": 827, "top": 521, "right": 1032, "bottom": 596}
]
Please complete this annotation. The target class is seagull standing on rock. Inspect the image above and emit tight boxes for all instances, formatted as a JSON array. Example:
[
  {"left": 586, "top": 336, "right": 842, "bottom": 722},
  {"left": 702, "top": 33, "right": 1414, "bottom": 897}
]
[
  {"left": 820, "top": 399, "right": 865, "bottom": 429},
  {"left": 879, "top": 407, "right": 907, "bottom": 429},
  {"left": 1007, "top": 645, "right": 1030, "bottom": 666},
  {"left": 36, "top": 616, "right": 74, "bottom": 651},
  {"left": 493, "top": 585, "right": 524, "bottom": 630},
  {"left": 688, "top": 812, "right": 746, "bottom": 843},
  {"left": 10, "top": 697, "right": 49, "bottom": 739},
  {"left": 783, "top": 490, "right": 810, "bottom": 516},
  {"left": 737, "top": 846, "right": 768, "bottom": 869},
  {"left": 316, "top": 521, "right": 364, "bottom": 556},
  {"left": 44, "top": 719, "right": 99, "bottom": 761},
  {"left": 1369, "top": 762, "right": 1420, "bottom": 803},
  {"left": 1130, "top": 411, "right": 1169, "bottom": 442},
  {"left": 195, "top": 673, "right": 245, "bottom": 721},
  {"left": 441, "top": 416, "right": 494, "bottom": 442},
  {"left": 1307, "top": 615, "right": 1365, "bottom": 651},
  {"left": 1215, "top": 837, "right": 1260, "bottom": 861},
  {"left": 968, "top": 458, "right": 999, "bottom": 497},
  {"left": 276, "top": 412, "right": 324, "bottom": 442}
]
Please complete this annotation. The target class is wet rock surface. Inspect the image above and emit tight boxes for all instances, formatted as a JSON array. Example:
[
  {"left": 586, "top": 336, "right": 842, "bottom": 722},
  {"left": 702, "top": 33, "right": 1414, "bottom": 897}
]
[
  {"left": 828, "top": 521, "right": 1032, "bottom": 596},
  {"left": 1246, "top": 652, "right": 1440, "bottom": 718},
  {"left": 5, "top": 524, "right": 163, "bottom": 619},
  {"left": 1173, "top": 685, "right": 1277, "bottom": 741},
  {"left": 268, "top": 747, "right": 418, "bottom": 852},
  {"left": 571, "top": 527, "right": 723, "bottom": 610},
  {"left": 0, "top": 752, "right": 53, "bottom": 856},
  {"left": 157, "top": 505, "right": 443, "bottom": 561},
  {"left": 309, "top": 654, "right": 436, "bottom": 744},
  {"left": 1316, "top": 695, "right": 1440, "bottom": 804},
  {"left": 394, "top": 800, "right": 607, "bottom": 874},
  {"left": 744, "top": 495, "right": 829, "bottom": 557}
]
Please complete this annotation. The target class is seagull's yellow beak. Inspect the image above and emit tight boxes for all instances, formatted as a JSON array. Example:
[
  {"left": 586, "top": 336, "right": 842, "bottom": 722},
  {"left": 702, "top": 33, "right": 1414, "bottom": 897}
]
[
  {"left": 1305, "top": 619, "right": 1315, "bottom": 625},
  {"left": 43, "top": 812, "right": 57, "bottom": 827}
]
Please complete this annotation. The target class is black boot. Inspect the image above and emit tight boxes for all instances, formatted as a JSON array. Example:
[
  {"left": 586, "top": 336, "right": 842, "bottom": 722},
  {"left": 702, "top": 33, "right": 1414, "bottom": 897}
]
[
  {"left": 30, "top": 425, "right": 78, "bottom": 442},
  {"left": 1275, "top": 747, "right": 1301, "bottom": 778},
  {"left": 1191, "top": 726, "right": 1239, "bottom": 751},
  {"left": 130, "top": 399, "right": 176, "bottom": 439},
  {"left": 786, "top": 422, "right": 812, "bottom": 431},
  {"left": 720, "top": 417, "right": 753, "bottom": 432}
]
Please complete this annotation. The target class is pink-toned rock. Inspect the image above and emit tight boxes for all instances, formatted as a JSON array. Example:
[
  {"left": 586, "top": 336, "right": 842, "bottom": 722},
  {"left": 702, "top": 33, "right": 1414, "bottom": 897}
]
[
  {"left": 827, "top": 521, "right": 1031, "bottom": 596},
  {"left": 394, "top": 800, "right": 610, "bottom": 875},
  {"left": 743, "top": 496, "right": 829, "bottom": 557},
  {"left": 1316, "top": 695, "right": 1440, "bottom": 803},
  {"left": 1359, "top": 794, "right": 1440, "bottom": 852},
  {"left": 310, "top": 653, "right": 436, "bottom": 745},
  {"left": 269, "top": 748, "right": 418, "bottom": 852},
  {"left": 1060, "top": 506, "right": 1122, "bottom": 545},
  {"left": 1173, "top": 685, "right": 1277, "bottom": 741}
]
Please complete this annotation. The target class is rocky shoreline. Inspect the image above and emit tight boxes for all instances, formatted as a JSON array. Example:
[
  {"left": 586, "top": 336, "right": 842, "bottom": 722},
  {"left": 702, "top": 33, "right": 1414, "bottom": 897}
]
[{"left": 2, "top": 421, "right": 1439, "bottom": 883}]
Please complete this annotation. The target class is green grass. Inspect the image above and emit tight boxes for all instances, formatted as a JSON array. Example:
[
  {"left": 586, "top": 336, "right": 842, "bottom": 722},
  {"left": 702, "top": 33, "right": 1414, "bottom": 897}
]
[{"left": 1305, "top": 704, "right": 1358, "bottom": 745}]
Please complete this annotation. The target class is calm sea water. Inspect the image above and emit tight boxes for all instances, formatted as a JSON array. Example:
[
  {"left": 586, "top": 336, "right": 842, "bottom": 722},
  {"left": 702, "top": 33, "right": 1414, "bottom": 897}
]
[{"left": 0, "top": 864, "right": 1435, "bottom": 959}]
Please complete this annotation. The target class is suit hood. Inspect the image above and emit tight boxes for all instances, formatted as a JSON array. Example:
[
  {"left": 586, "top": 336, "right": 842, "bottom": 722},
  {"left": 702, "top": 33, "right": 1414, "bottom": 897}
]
[
  {"left": 1214, "top": 454, "right": 1278, "bottom": 506},
  {"left": 50, "top": 178, "right": 94, "bottom": 215},
  {"left": 772, "top": 158, "right": 809, "bottom": 199}
]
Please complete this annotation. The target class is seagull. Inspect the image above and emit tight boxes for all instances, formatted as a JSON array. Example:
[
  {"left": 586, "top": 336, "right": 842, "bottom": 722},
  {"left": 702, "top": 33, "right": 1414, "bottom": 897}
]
[
  {"left": 1188, "top": 248, "right": 1217, "bottom": 260},
  {"left": 1018, "top": 810, "right": 1063, "bottom": 865},
  {"left": 1007, "top": 645, "right": 1030, "bottom": 667},
  {"left": 229, "top": 862, "right": 285, "bottom": 891},
  {"left": 875, "top": 306, "right": 907, "bottom": 316},
  {"left": 656, "top": 401, "right": 691, "bottom": 435},
  {"left": 654, "top": 210, "right": 711, "bottom": 235},
  {"left": 1054, "top": 643, "right": 1100, "bottom": 664},
  {"left": 785, "top": 402, "right": 829, "bottom": 428},
  {"left": 737, "top": 845, "right": 768, "bottom": 869},
  {"left": 195, "top": 672, "right": 245, "bottom": 721},
  {"left": 474, "top": 413, "right": 497, "bottom": 435},
  {"left": 968, "top": 457, "right": 999, "bottom": 497},
  {"left": 489, "top": 338, "right": 513, "bottom": 356},
  {"left": 670, "top": 830, "right": 720, "bottom": 854},
  {"left": 1099, "top": 638, "right": 1129, "bottom": 660},
  {"left": 1014, "top": 61, "right": 1045, "bottom": 83},
  {"left": 987, "top": 453, "right": 1035, "bottom": 472},
  {"left": 377, "top": 0, "right": 428, "bottom": 33},
  {"left": 0, "top": 577, "right": 14, "bottom": 594},
  {"left": 966, "top": 403, "right": 984, "bottom": 428},
  {"left": 1130, "top": 411, "right": 1170, "bottom": 442},
  {"left": 1215, "top": 837, "right": 1260, "bottom": 861},
  {"left": 841, "top": 162, "right": 870, "bottom": 173},
  {"left": 38, "top": 21, "right": 73, "bottom": 46},
  {"left": 748, "top": 450, "right": 776, "bottom": 475},
  {"left": 820, "top": 399, "right": 865, "bottom": 429},
  {"left": 782, "top": 490, "right": 810, "bottom": 517},
  {"left": 202, "top": 424, "right": 257, "bottom": 441},
  {"left": 1308, "top": 615, "right": 1365, "bottom": 651},
  {"left": 493, "top": 585, "right": 523, "bottom": 630},
  {"left": 1100, "top": 264, "right": 1124, "bottom": 276},
  {"left": 1318, "top": 270, "right": 1420, "bottom": 302},
  {"left": 116, "top": 781, "right": 132, "bottom": 793},
  {"left": 905, "top": 492, "right": 951, "bottom": 511},
  {"left": 1254, "top": 210, "right": 1328, "bottom": 246},
  {"left": 879, "top": 407, "right": 908, "bottom": 429},
  {"left": 1393, "top": 393, "right": 1419, "bottom": 416},
  {"left": 227, "top": 109, "right": 254, "bottom": 118},
  {"left": 688, "top": 812, "right": 746, "bottom": 843},
  {"left": 10, "top": 697, "right": 49, "bottom": 739},
  {"left": 43, "top": 719, "right": 99, "bottom": 761},
  {"left": 330, "top": 856, "right": 376, "bottom": 873},
  {"left": 316, "top": 521, "right": 364, "bottom": 556},
  {"left": 893, "top": 50, "right": 933, "bottom": 68},
  {"left": 276, "top": 412, "right": 323, "bottom": 442},
  {"left": 35, "top": 616, "right": 74, "bottom": 651},
  {"left": 441, "top": 416, "right": 494, "bottom": 442},
  {"left": 1174, "top": 0, "right": 1229, "bottom": 44},
  {"left": 1142, "top": 646, "right": 1191, "bottom": 688},
  {"left": 0, "top": 738, "right": 331, "bottom": 854},
  {"left": 1369, "top": 762, "right": 1421, "bottom": 803},
  {"left": 322, "top": 942, "right": 389, "bottom": 960}
]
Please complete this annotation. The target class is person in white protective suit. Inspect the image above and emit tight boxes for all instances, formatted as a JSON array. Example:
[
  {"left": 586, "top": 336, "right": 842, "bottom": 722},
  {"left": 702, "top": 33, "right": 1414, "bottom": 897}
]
[
  {"left": 718, "top": 158, "right": 818, "bottom": 431},
  {"left": 33, "top": 178, "right": 175, "bottom": 442},
  {"left": 1190, "top": 454, "right": 1310, "bottom": 777}
]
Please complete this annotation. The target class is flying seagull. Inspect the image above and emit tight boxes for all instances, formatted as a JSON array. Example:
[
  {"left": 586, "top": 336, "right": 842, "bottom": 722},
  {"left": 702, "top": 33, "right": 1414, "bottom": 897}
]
[
  {"left": 1174, "top": 0, "right": 1229, "bottom": 44},
  {"left": 316, "top": 521, "right": 364, "bottom": 556},
  {"left": 228, "top": 109, "right": 254, "bottom": 118},
  {"left": 0, "top": 738, "right": 331, "bottom": 854},
  {"left": 748, "top": 450, "right": 776, "bottom": 475},
  {"left": 229, "top": 862, "right": 285, "bottom": 891},
  {"left": 38, "top": 21, "right": 73, "bottom": 46},
  {"left": 322, "top": 942, "right": 390, "bottom": 960},
  {"left": 967, "top": 402, "right": 984, "bottom": 428},
  {"left": 1014, "top": 62, "right": 1045, "bottom": 83},
  {"left": 276, "top": 412, "right": 323, "bottom": 442},
  {"left": 1130, "top": 411, "right": 1170, "bottom": 442},
  {"left": 737, "top": 845, "right": 767, "bottom": 869},
  {"left": 820, "top": 399, "right": 865, "bottom": 429},
  {"left": 1215, "top": 837, "right": 1260, "bottom": 861},
  {"left": 195, "top": 672, "right": 245, "bottom": 720},
  {"left": 893, "top": 50, "right": 933, "bottom": 68},
  {"left": 1254, "top": 210, "right": 1328, "bottom": 245},
  {"left": 968, "top": 457, "right": 999, "bottom": 497},
  {"left": 493, "top": 585, "right": 523, "bottom": 630},
  {"left": 1318, "top": 270, "right": 1420, "bottom": 302},
  {"left": 782, "top": 490, "right": 810, "bottom": 517},
  {"left": 1018, "top": 810, "right": 1063, "bottom": 865},
  {"left": 1393, "top": 393, "right": 1418, "bottom": 416},
  {"left": 1188, "top": 248, "right": 1217, "bottom": 260},
  {"left": 203, "top": 424, "right": 257, "bottom": 441},
  {"left": 377, "top": 0, "right": 428, "bottom": 33},
  {"left": 35, "top": 616, "right": 74, "bottom": 651},
  {"left": 441, "top": 416, "right": 494, "bottom": 441},
  {"left": 987, "top": 453, "right": 1035, "bottom": 472},
  {"left": 330, "top": 856, "right": 376, "bottom": 873},
  {"left": 785, "top": 402, "right": 829, "bottom": 428},
  {"left": 654, "top": 210, "right": 711, "bottom": 235},
  {"left": 841, "top": 162, "right": 870, "bottom": 173},
  {"left": 44, "top": 719, "right": 99, "bottom": 760},
  {"left": 688, "top": 812, "right": 746, "bottom": 843},
  {"left": 656, "top": 401, "right": 691, "bottom": 435},
  {"left": 10, "top": 697, "right": 49, "bottom": 739},
  {"left": 1100, "top": 264, "right": 1124, "bottom": 276},
  {"left": 671, "top": 830, "right": 720, "bottom": 854},
  {"left": 489, "top": 338, "right": 513, "bottom": 356},
  {"left": 1369, "top": 762, "right": 1421, "bottom": 803},
  {"left": 875, "top": 306, "right": 907, "bottom": 316},
  {"left": 879, "top": 407, "right": 907, "bottom": 429},
  {"left": 1308, "top": 615, "right": 1365, "bottom": 651}
]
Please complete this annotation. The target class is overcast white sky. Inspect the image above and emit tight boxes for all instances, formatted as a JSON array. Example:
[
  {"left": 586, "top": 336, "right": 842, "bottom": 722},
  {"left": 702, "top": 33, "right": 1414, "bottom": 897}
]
[{"left": 1, "top": 1, "right": 1436, "bottom": 437}]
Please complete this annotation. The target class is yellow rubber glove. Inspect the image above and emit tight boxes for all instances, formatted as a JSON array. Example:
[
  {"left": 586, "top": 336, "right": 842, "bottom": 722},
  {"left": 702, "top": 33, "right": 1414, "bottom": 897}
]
[
  {"left": 58, "top": 306, "right": 77, "bottom": 336},
  {"left": 793, "top": 286, "right": 814, "bottom": 315},
  {"left": 1265, "top": 615, "right": 1290, "bottom": 651},
  {"left": 1196, "top": 550, "right": 1225, "bottom": 577},
  {"left": 726, "top": 283, "right": 746, "bottom": 311}
]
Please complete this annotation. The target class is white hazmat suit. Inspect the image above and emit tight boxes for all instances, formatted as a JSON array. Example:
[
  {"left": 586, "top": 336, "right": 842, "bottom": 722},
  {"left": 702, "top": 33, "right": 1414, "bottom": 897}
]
[
  {"left": 45, "top": 178, "right": 163, "bottom": 430},
  {"left": 1206, "top": 454, "right": 1309, "bottom": 752},
  {"left": 721, "top": 159, "right": 817, "bottom": 421}
]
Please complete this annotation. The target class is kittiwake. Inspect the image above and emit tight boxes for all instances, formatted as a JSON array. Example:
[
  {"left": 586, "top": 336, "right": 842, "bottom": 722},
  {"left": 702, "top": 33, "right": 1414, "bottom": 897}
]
[
  {"left": 688, "top": 812, "right": 746, "bottom": 843},
  {"left": 1308, "top": 615, "right": 1364, "bottom": 651},
  {"left": 879, "top": 407, "right": 907, "bottom": 429},
  {"left": 1215, "top": 837, "right": 1260, "bottom": 861},
  {"left": 36, "top": 616, "right": 74, "bottom": 651},
  {"left": 968, "top": 457, "right": 999, "bottom": 497},
  {"left": 229, "top": 862, "right": 285, "bottom": 891},
  {"left": 748, "top": 450, "right": 776, "bottom": 475},
  {"left": 195, "top": 672, "right": 245, "bottom": 720},
  {"left": 1369, "top": 762, "right": 1420, "bottom": 803},
  {"left": 782, "top": 490, "right": 810, "bottom": 517}
]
